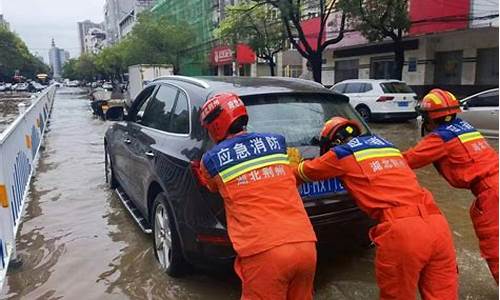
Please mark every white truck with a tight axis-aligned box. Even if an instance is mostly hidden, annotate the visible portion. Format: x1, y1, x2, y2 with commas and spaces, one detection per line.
127, 64, 174, 105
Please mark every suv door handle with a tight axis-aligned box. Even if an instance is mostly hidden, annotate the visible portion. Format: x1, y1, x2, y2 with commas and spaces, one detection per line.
145, 151, 155, 158
124, 138, 131, 144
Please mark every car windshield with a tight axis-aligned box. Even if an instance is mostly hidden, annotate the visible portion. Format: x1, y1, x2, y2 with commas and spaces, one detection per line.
241, 93, 369, 147
380, 82, 414, 93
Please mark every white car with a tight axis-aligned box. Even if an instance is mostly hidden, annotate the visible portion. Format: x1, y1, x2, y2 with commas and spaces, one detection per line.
459, 88, 498, 138
331, 79, 418, 121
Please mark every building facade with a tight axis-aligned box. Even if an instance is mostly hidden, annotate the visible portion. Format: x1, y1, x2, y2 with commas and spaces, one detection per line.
83, 28, 107, 54
316, 0, 499, 97
78, 20, 105, 54
152, 0, 216, 75
118, 0, 154, 38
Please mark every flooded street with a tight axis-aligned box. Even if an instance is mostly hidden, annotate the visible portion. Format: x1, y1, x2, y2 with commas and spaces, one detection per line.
1, 88, 498, 299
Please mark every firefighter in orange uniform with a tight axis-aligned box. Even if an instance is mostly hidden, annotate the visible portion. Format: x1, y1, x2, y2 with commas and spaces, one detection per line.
295, 117, 458, 300
198, 92, 317, 300
403, 89, 499, 283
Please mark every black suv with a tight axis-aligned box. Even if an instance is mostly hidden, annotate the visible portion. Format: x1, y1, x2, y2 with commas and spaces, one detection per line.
104, 76, 373, 276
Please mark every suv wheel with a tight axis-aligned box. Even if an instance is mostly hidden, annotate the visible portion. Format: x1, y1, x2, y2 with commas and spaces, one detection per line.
152, 193, 188, 277
105, 147, 118, 189
356, 105, 371, 121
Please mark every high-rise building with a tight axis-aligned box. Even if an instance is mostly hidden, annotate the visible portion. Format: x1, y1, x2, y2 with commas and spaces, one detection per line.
48, 39, 69, 79
83, 28, 107, 54
78, 20, 105, 54
103, 0, 133, 45
104, 0, 153, 45
119, 0, 154, 38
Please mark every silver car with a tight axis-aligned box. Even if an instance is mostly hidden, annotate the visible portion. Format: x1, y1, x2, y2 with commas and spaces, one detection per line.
459, 88, 498, 138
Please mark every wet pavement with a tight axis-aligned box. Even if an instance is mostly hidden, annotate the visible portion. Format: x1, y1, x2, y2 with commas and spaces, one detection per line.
1, 88, 498, 299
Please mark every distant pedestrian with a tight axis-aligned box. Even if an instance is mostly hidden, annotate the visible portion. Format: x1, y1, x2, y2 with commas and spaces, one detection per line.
404, 89, 499, 283
198, 92, 317, 300
295, 117, 458, 299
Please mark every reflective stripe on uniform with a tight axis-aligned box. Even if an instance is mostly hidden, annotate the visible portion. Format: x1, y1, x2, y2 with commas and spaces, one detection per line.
353, 147, 402, 162
458, 131, 483, 143
219, 153, 289, 183
298, 161, 313, 183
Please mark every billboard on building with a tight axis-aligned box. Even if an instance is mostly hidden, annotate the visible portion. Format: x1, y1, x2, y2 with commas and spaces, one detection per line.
410, 0, 469, 35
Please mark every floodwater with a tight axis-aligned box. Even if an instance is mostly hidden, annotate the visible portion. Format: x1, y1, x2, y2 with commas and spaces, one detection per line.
1, 88, 498, 299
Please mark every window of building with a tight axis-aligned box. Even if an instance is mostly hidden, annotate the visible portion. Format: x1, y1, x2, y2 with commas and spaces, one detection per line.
476, 48, 499, 85
370, 56, 395, 79
223, 64, 232, 76
408, 57, 417, 72
434, 51, 463, 85
334, 59, 359, 83
140, 84, 178, 131
283, 65, 302, 78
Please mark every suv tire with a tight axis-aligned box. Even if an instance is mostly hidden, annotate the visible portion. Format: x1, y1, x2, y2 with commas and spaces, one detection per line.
105, 146, 118, 189
152, 192, 189, 277
356, 105, 371, 122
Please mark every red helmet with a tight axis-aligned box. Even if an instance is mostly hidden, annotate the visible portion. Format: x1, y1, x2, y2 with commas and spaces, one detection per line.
419, 89, 461, 120
319, 117, 361, 154
200, 92, 248, 143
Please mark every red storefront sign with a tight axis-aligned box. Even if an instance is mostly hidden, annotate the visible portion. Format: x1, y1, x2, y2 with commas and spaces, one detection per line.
410, 0, 469, 35
210, 44, 256, 66
211, 46, 233, 65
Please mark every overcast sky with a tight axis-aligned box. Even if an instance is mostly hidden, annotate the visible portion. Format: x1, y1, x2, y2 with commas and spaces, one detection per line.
1, 0, 105, 62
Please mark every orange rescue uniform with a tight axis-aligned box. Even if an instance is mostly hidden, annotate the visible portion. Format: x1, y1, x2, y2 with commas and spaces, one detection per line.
403, 118, 499, 283
201, 132, 317, 300
296, 134, 458, 300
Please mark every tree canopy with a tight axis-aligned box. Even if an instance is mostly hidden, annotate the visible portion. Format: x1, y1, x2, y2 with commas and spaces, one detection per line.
0, 27, 50, 82
216, 3, 286, 76
339, 0, 411, 79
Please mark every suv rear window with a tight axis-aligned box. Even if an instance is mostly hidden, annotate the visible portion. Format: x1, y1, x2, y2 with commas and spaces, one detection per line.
241, 93, 369, 147
380, 82, 414, 93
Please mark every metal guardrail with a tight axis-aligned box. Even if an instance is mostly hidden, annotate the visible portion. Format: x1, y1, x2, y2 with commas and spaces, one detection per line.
0, 85, 56, 289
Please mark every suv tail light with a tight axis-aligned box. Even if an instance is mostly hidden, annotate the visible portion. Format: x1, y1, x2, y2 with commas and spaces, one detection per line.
196, 234, 231, 245
376, 96, 395, 102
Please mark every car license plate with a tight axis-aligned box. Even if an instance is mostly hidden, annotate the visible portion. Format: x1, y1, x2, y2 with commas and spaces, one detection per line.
398, 101, 409, 107
299, 178, 345, 198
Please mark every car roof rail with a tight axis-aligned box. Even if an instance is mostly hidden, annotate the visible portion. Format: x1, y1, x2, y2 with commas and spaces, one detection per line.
260, 76, 326, 89
153, 76, 210, 89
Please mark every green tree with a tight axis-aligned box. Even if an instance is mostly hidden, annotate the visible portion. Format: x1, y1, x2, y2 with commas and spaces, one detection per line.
253, 0, 346, 83
95, 43, 127, 81
0, 27, 49, 81
340, 0, 410, 80
122, 12, 194, 73
216, 3, 286, 76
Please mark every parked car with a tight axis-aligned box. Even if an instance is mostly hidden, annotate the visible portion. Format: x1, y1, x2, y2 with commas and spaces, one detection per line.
0, 83, 6, 92
4, 83, 12, 91
14, 83, 29, 92
102, 82, 113, 91
459, 88, 499, 138
331, 79, 418, 121
104, 76, 373, 277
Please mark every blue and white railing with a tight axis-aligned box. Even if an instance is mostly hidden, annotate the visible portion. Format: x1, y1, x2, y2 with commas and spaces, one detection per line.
0, 85, 56, 288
